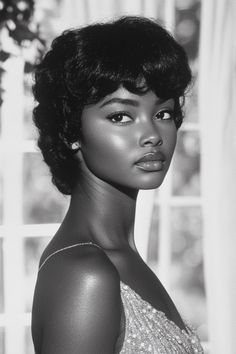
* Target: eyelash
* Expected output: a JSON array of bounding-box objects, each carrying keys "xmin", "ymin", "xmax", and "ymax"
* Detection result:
[
  {"xmin": 106, "ymin": 110, "xmax": 174, "ymax": 125},
  {"xmin": 155, "ymin": 110, "xmax": 174, "ymax": 121},
  {"xmin": 106, "ymin": 111, "xmax": 132, "ymax": 125}
]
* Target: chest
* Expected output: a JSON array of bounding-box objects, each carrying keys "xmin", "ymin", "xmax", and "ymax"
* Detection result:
[
  {"xmin": 117, "ymin": 282, "xmax": 204, "ymax": 354},
  {"xmin": 107, "ymin": 249, "xmax": 186, "ymax": 330}
]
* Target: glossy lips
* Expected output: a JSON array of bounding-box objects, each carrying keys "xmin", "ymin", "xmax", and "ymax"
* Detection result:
[{"xmin": 135, "ymin": 151, "xmax": 166, "ymax": 172}]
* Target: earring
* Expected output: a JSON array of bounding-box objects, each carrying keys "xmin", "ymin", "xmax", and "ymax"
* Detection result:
[{"xmin": 71, "ymin": 141, "xmax": 80, "ymax": 150}]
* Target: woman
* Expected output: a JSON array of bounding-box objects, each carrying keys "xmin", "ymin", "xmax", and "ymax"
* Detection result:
[{"xmin": 31, "ymin": 16, "xmax": 204, "ymax": 353}]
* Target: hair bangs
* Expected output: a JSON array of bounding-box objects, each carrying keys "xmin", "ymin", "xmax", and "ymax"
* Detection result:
[{"xmin": 76, "ymin": 32, "xmax": 190, "ymax": 105}]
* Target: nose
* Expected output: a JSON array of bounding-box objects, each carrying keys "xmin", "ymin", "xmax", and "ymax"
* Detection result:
[{"xmin": 139, "ymin": 121, "xmax": 163, "ymax": 147}]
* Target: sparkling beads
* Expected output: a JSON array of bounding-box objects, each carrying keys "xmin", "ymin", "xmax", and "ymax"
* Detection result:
[{"xmin": 119, "ymin": 281, "xmax": 204, "ymax": 354}]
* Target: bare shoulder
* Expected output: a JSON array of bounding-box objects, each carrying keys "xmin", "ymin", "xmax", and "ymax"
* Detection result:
[
  {"xmin": 39, "ymin": 243, "xmax": 119, "ymax": 281},
  {"xmin": 34, "ymin": 243, "xmax": 121, "ymax": 312},
  {"xmin": 32, "ymin": 244, "xmax": 121, "ymax": 354}
]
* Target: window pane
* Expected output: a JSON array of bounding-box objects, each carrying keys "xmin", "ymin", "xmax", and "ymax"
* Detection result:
[
  {"xmin": 147, "ymin": 205, "xmax": 160, "ymax": 270},
  {"xmin": 183, "ymin": 77, "xmax": 199, "ymax": 123},
  {"xmin": 23, "ymin": 152, "xmax": 69, "ymax": 223},
  {"xmin": 0, "ymin": 238, "xmax": 4, "ymax": 313},
  {"xmin": 172, "ymin": 131, "xmax": 200, "ymax": 196},
  {"xmin": 170, "ymin": 206, "xmax": 207, "ymax": 341},
  {"xmin": 24, "ymin": 237, "xmax": 50, "ymax": 312},
  {"xmin": 175, "ymin": 0, "xmax": 200, "ymax": 124},
  {"xmin": 25, "ymin": 326, "xmax": 34, "ymax": 354},
  {"xmin": 0, "ymin": 327, "xmax": 5, "ymax": 354},
  {"xmin": 175, "ymin": 0, "xmax": 200, "ymax": 62}
]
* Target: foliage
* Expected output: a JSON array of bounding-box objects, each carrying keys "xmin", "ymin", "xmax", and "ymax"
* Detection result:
[{"xmin": 0, "ymin": 0, "xmax": 45, "ymax": 105}]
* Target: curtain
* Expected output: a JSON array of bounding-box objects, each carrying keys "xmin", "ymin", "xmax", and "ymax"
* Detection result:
[
  {"xmin": 59, "ymin": 0, "xmax": 164, "ymax": 31},
  {"xmin": 199, "ymin": 0, "xmax": 236, "ymax": 353}
]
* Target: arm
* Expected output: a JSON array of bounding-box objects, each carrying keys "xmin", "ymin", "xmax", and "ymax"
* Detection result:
[{"xmin": 37, "ymin": 246, "xmax": 122, "ymax": 354}]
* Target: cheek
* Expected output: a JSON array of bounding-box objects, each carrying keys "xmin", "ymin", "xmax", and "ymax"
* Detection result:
[
  {"xmin": 80, "ymin": 123, "xmax": 133, "ymax": 176},
  {"xmin": 165, "ymin": 126, "xmax": 177, "ymax": 156}
]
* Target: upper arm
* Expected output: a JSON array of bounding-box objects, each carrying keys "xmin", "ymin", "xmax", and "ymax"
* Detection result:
[{"xmin": 35, "ymin": 247, "xmax": 122, "ymax": 354}]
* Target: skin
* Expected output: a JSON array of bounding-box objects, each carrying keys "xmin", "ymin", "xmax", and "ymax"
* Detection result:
[
  {"xmin": 34, "ymin": 86, "xmax": 187, "ymax": 354},
  {"xmin": 79, "ymin": 87, "xmax": 177, "ymax": 192},
  {"xmin": 60, "ymin": 86, "xmax": 177, "ymax": 251},
  {"xmin": 63, "ymin": 87, "xmax": 177, "ymax": 249},
  {"xmin": 55, "ymin": 86, "xmax": 185, "ymax": 325}
]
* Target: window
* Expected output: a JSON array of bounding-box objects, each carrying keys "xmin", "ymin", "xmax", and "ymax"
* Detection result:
[
  {"xmin": 0, "ymin": 1, "xmax": 208, "ymax": 353},
  {"xmin": 147, "ymin": 1, "xmax": 208, "ymax": 351}
]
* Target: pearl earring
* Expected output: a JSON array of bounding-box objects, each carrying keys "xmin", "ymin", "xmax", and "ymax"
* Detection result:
[{"xmin": 71, "ymin": 142, "xmax": 80, "ymax": 150}]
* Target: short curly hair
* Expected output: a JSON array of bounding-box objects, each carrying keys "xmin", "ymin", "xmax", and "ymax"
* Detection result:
[{"xmin": 33, "ymin": 16, "xmax": 192, "ymax": 195}]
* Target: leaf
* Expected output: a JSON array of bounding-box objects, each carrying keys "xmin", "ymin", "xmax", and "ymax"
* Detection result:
[
  {"xmin": 9, "ymin": 24, "xmax": 38, "ymax": 44},
  {"xmin": 24, "ymin": 60, "xmax": 34, "ymax": 73},
  {"xmin": 0, "ymin": 67, "xmax": 6, "ymax": 75},
  {"xmin": 0, "ymin": 50, "xmax": 11, "ymax": 62},
  {"xmin": 0, "ymin": 87, "xmax": 4, "ymax": 106}
]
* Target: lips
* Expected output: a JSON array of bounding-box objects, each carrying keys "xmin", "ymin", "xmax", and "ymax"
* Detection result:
[
  {"xmin": 135, "ymin": 151, "xmax": 166, "ymax": 164},
  {"xmin": 135, "ymin": 151, "xmax": 166, "ymax": 172}
]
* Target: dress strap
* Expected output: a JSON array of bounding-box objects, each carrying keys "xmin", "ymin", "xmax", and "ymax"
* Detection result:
[{"xmin": 38, "ymin": 242, "xmax": 102, "ymax": 272}]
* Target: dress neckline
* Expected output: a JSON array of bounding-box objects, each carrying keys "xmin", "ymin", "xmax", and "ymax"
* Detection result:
[
  {"xmin": 119, "ymin": 280, "xmax": 192, "ymax": 336},
  {"xmin": 39, "ymin": 241, "xmax": 190, "ymax": 334},
  {"xmin": 38, "ymin": 241, "xmax": 203, "ymax": 351}
]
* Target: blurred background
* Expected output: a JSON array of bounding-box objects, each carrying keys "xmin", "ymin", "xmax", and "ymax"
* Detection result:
[{"xmin": 0, "ymin": 0, "xmax": 235, "ymax": 353}]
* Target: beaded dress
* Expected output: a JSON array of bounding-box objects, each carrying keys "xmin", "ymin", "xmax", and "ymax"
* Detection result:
[
  {"xmin": 119, "ymin": 281, "xmax": 203, "ymax": 353},
  {"xmin": 39, "ymin": 243, "xmax": 204, "ymax": 354}
]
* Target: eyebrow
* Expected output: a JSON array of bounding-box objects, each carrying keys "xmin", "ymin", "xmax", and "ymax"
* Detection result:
[{"xmin": 99, "ymin": 97, "xmax": 166, "ymax": 108}]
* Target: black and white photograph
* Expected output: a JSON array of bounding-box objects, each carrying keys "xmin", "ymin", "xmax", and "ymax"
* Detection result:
[{"xmin": 0, "ymin": 0, "xmax": 235, "ymax": 353}]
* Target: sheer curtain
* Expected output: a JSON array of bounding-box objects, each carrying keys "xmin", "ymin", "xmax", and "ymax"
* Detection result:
[
  {"xmin": 199, "ymin": 0, "xmax": 236, "ymax": 353},
  {"xmin": 58, "ymin": 0, "xmax": 164, "ymax": 30}
]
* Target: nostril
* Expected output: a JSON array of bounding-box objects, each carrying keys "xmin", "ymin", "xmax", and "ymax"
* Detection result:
[{"xmin": 142, "ymin": 136, "xmax": 163, "ymax": 147}]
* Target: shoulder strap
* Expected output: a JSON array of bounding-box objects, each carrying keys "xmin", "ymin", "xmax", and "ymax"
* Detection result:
[{"xmin": 38, "ymin": 242, "xmax": 102, "ymax": 272}]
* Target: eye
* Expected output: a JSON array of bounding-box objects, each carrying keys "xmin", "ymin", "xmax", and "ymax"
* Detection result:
[
  {"xmin": 155, "ymin": 110, "xmax": 174, "ymax": 120},
  {"xmin": 107, "ymin": 112, "xmax": 133, "ymax": 124}
]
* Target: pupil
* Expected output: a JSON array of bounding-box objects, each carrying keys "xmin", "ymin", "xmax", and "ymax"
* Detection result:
[{"xmin": 116, "ymin": 114, "xmax": 122, "ymax": 121}]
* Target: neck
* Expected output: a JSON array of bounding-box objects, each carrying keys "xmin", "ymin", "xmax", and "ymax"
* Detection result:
[{"xmin": 63, "ymin": 171, "xmax": 139, "ymax": 251}]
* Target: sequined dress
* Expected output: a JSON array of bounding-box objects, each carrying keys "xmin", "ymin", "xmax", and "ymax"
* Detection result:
[
  {"xmin": 119, "ymin": 281, "xmax": 203, "ymax": 353},
  {"xmin": 38, "ymin": 243, "xmax": 204, "ymax": 354}
]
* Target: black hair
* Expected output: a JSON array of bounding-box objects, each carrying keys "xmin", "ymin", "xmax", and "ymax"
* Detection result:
[{"xmin": 33, "ymin": 16, "xmax": 192, "ymax": 195}]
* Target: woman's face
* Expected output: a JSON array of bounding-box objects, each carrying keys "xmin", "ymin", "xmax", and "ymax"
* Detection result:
[{"xmin": 77, "ymin": 86, "xmax": 177, "ymax": 190}]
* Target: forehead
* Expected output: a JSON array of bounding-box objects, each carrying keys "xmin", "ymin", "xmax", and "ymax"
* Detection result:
[{"xmin": 98, "ymin": 86, "xmax": 165, "ymax": 107}]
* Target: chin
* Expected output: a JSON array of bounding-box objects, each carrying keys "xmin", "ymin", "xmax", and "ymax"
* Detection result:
[
  {"xmin": 139, "ymin": 181, "xmax": 164, "ymax": 190},
  {"xmin": 136, "ymin": 175, "xmax": 167, "ymax": 190}
]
